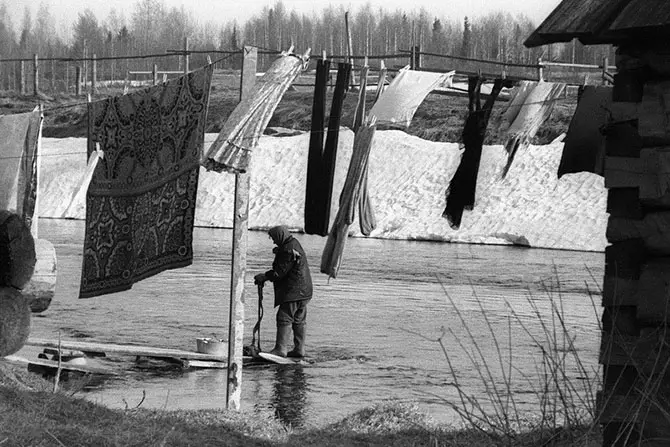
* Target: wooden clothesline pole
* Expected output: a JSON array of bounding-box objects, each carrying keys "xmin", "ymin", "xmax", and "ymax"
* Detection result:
[{"xmin": 225, "ymin": 45, "xmax": 257, "ymax": 411}]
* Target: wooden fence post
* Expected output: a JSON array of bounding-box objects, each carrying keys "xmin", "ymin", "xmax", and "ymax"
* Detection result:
[
  {"xmin": 152, "ymin": 64, "xmax": 158, "ymax": 85},
  {"xmin": 32, "ymin": 54, "xmax": 39, "ymax": 96},
  {"xmin": 537, "ymin": 56, "xmax": 544, "ymax": 81},
  {"xmin": 226, "ymin": 45, "xmax": 257, "ymax": 411},
  {"xmin": 183, "ymin": 37, "xmax": 189, "ymax": 75},
  {"xmin": 65, "ymin": 62, "xmax": 69, "ymax": 94},
  {"xmin": 91, "ymin": 54, "xmax": 97, "ymax": 95},
  {"xmin": 19, "ymin": 61, "xmax": 25, "ymax": 95},
  {"xmin": 602, "ymin": 56, "xmax": 609, "ymax": 86},
  {"xmin": 75, "ymin": 66, "xmax": 81, "ymax": 95}
]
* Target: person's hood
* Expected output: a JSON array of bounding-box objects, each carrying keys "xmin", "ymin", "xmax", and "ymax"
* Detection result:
[{"xmin": 268, "ymin": 225, "xmax": 292, "ymax": 246}]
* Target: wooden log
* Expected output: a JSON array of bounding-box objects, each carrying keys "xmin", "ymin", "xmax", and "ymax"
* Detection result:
[
  {"xmin": 605, "ymin": 239, "xmax": 645, "ymax": 280},
  {"xmin": 607, "ymin": 188, "xmax": 642, "ymax": 219},
  {"xmin": 0, "ymin": 210, "xmax": 36, "ymax": 290},
  {"xmin": 21, "ymin": 238, "xmax": 56, "ymax": 313},
  {"xmin": 604, "ymin": 259, "xmax": 670, "ymax": 324},
  {"xmin": 612, "ymin": 70, "xmax": 644, "ymax": 103},
  {"xmin": 604, "ymin": 148, "xmax": 670, "ymax": 205},
  {"xmin": 604, "ymin": 120, "xmax": 642, "ymax": 157},
  {"xmin": 638, "ymin": 81, "xmax": 670, "ymax": 145},
  {"xmin": 0, "ymin": 287, "xmax": 31, "ymax": 357},
  {"xmin": 608, "ymin": 212, "xmax": 670, "ymax": 254},
  {"xmin": 600, "ymin": 331, "xmax": 670, "ymax": 374},
  {"xmin": 597, "ymin": 392, "xmax": 670, "ymax": 442}
]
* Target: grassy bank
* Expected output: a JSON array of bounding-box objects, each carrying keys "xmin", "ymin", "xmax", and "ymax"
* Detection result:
[{"xmin": 0, "ymin": 361, "xmax": 598, "ymax": 447}]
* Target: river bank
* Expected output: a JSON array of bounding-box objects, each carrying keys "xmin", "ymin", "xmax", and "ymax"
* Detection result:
[{"xmin": 0, "ymin": 362, "xmax": 600, "ymax": 446}]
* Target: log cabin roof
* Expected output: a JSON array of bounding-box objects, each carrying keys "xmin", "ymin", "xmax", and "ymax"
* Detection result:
[{"xmin": 525, "ymin": 0, "xmax": 670, "ymax": 47}]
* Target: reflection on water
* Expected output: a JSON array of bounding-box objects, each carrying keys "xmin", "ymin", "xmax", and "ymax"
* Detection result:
[
  {"xmin": 272, "ymin": 365, "xmax": 308, "ymax": 428},
  {"xmin": 23, "ymin": 218, "xmax": 605, "ymax": 427}
]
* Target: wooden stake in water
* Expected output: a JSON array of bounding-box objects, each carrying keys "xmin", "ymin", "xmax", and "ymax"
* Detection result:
[{"xmin": 226, "ymin": 45, "xmax": 257, "ymax": 411}]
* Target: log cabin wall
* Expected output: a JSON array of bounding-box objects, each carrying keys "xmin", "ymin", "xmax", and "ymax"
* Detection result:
[{"xmin": 600, "ymin": 43, "xmax": 670, "ymax": 446}]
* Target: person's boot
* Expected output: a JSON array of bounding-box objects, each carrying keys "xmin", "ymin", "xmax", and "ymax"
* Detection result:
[
  {"xmin": 287, "ymin": 324, "xmax": 306, "ymax": 358},
  {"xmin": 269, "ymin": 325, "xmax": 291, "ymax": 357}
]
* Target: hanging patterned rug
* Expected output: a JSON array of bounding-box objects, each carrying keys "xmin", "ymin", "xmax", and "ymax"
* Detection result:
[{"xmin": 79, "ymin": 66, "xmax": 213, "ymax": 298}]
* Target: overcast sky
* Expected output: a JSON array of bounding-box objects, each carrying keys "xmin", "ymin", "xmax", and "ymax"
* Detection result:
[{"xmin": 8, "ymin": 0, "xmax": 562, "ymax": 34}]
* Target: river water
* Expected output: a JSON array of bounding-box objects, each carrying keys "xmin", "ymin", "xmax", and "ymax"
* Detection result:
[{"xmin": 24, "ymin": 218, "xmax": 604, "ymax": 429}]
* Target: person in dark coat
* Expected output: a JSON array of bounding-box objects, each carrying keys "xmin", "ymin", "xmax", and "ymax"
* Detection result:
[{"xmin": 254, "ymin": 225, "xmax": 313, "ymax": 357}]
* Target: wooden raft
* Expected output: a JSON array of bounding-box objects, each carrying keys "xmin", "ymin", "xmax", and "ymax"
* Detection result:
[{"xmin": 599, "ymin": 46, "xmax": 670, "ymax": 445}]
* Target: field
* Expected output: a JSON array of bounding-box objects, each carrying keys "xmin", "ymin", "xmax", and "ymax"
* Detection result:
[{"xmin": 0, "ymin": 69, "xmax": 578, "ymax": 144}]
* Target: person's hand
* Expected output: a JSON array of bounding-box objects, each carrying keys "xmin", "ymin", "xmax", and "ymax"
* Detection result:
[{"xmin": 254, "ymin": 273, "xmax": 266, "ymax": 285}]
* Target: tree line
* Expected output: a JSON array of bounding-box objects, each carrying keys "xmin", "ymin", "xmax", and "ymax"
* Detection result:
[{"xmin": 0, "ymin": 0, "xmax": 613, "ymax": 74}]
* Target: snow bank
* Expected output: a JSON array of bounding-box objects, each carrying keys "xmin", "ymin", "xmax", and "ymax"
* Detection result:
[{"xmin": 38, "ymin": 129, "xmax": 607, "ymax": 252}]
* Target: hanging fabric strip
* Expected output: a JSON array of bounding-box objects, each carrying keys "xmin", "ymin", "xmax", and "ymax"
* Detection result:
[
  {"xmin": 64, "ymin": 147, "xmax": 102, "ymax": 219},
  {"xmin": 373, "ymin": 65, "xmax": 387, "ymax": 104},
  {"xmin": 557, "ymin": 85, "xmax": 611, "ymax": 178},
  {"xmin": 369, "ymin": 67, "xmax": 453, "ymax": 127},
  {"xmin": 304, "ymin": 58, "xmax": 331, "ymax": 235},
  {"xmin": 202, "ymin": 51, "xmax": 308, "ymax": 174},
  {"xmin": 80, "ymin": 65, "xmax": 213, "ymax": 298},
  {"xmin": 501, "ymin": 81, "xmax": 566, "ymax": 178},
  {"xmin": 443, "ymin": 77, "xmax": 505, "ymax": 229},
  {"xmin": 321, "ymin": 122, "xmax": 377, "ymax": 279},
  {"xmin": 498, "ymin": 81, "xmax": 536, "ymax": 133},
  {"xmin": 0, "ymin": 107, "xmax": 42, "ymax": 236},
  {"xmin": 314, "ymin": 62, "xmax": 352, "ymax": 236},
  {"xmin": 353, "ymin": 65, "xmax": 377, "ymax": 236}
]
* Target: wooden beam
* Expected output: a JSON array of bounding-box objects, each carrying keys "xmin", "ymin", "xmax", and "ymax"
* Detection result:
[
  {"xmin": 226, "ymin": 45, "xmax": 257, "ymax": 411},
  {"xmin": 25, "ymin": 338, "xmax": 226, "ymax": 361},
  {"xmin": 639, "ymin": 81, "xmax": 670, "ymax": 145},
  {"xmin": 600, "ymin": 331, "xmax": 670, "ymax": 374},
  {"xmin": 604, "ymin": 148, "xmax": 670, "ymax": 203},
  {"xmin": 603, "ymin": 259, "xmax": 670, "ymax": 324},
  {"xmin": 608, "ymin": 212, "xmax": 670, "ymax": 254}
]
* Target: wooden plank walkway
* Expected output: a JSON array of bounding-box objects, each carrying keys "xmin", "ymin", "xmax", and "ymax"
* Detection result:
[
  {"xmin": 4, "ymin": 355, "xmax": 120, "ymax": 375},
  {"xmin": 26, "ymin": 338, "xmax": 227, "ymax": 362}
]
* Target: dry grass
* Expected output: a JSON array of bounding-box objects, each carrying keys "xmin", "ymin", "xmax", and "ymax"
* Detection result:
[
  {"xmin": 417, "ymin": 271, "xmax": 605, "ymax": 446},
  {"xmin": 2, "ymin": 71, "xmax": 577, "ymax": 144}
]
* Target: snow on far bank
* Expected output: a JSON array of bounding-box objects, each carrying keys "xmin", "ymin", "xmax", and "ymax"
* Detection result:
[{"xmin": 38, "ymin": 129, "xmax": 607, "ymax": 252}]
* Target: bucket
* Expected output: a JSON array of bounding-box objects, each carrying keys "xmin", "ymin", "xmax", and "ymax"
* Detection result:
[{"xmin": 196, "ymin": 337, "xmax": 227, "ymax": 356}]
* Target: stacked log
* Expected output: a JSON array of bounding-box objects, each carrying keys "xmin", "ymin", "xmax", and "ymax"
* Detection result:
[
  {"xmin": 0, "ymin": 210, "xmax": 36, "ymax": 289},
  {"xmin": 0, "ymin": 210, "xmax": 35, "ymax": 357},
  {"xmin": 599, "ymin": 44, "xmax": 670, "ymax": 445},
  {"xmin": 0, "ymin": 287, "xmax": 31, "ymax": 357},
  {"xmin": 22, "ymin": 239, "xmax": 57, "ymax": 313}
]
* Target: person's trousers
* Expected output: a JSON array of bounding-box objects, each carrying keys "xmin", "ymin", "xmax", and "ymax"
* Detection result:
[{"xmin": 276, "ymin": 300, "xmax": 309, "ymax": 326}]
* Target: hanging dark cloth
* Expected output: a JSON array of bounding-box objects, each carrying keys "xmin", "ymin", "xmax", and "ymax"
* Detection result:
[
  {"xmin": 304, "ymin": 58, "xmax": 331, "ymax": 235},
  {"xmin": 443, "ymin": 76, "xmax": 505, "ymax": 229},
  {"xmin": 304, "ymin": 62, "xmax": 351, "ymax": 236},
  {"xmin": 80, "ymin": 66, "xmax": 213, "ymax": 298},
  {"xmin": 557, "ymin": 85, "xmax": 611, "ymax": 178}
]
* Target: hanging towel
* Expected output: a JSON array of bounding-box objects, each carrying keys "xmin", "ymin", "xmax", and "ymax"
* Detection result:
[
  {"xmin": 443, "ymin": 77, "xmax": 505, "ymax": 229},
  {"xmin": 501, "ymin": 81, "xmax": 565, "ymax": 178},
  {"xmin": 63, "ymin": 147, "xmax": 102, "ymax": 219},
  {"xmin": 498, "ymin": 81, "xmax": 536, "ymax": 133},
  {"xmin": 352, "ymin": 65, "xmax": 376, "ymax": 236},
  {"xmin": 369, "ymin": 67, "xmax": 453, "ymax": 127},
  {"xmin": 304, "ymin": 58, "xmax": 331, "ymax": 235},
  {"xmin": 0, "ymin": 108, "xmax": 42, "ymax": 236},
  {"xmin": 202, "ymin": 51, "xmax": 308, "ymax": 174},
  {"xmin": 321, "ymin": 121, "xmax": 377, "ymax": 279},
  {"xmin": 307, "ymin": 62, "xmax": 352, "ymax": 236},
  {"xmin": 557, "ymin": 85, "xmax": 611, "ymax": 178},
  {"xmin": 79, "ymin": 65, "xmax": 213, "ymax": 298}
]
